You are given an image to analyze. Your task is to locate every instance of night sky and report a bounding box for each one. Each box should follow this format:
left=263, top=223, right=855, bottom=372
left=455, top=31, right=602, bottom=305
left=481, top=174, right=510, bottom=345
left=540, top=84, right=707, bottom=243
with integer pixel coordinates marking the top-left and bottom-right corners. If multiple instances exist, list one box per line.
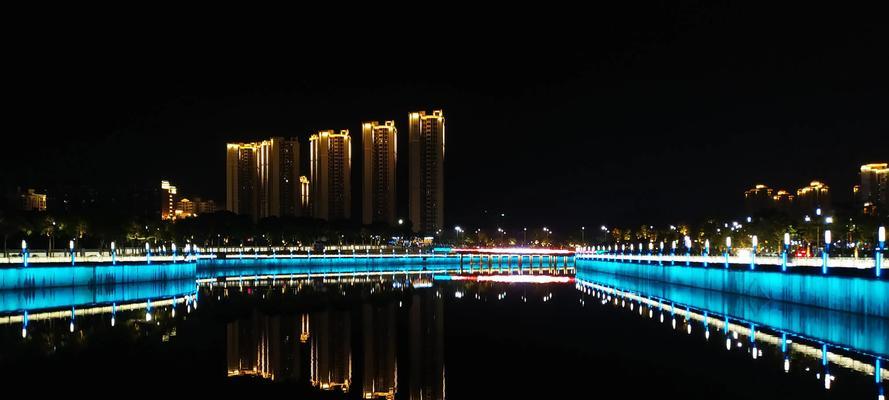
left=4, top=4, right=887, bottom=230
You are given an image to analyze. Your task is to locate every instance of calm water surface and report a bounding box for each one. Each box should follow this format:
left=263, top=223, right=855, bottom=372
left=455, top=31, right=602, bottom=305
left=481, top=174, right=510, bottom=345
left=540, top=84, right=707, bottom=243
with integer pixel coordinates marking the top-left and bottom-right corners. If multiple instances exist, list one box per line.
left=0, top=274, right=885, bottom=399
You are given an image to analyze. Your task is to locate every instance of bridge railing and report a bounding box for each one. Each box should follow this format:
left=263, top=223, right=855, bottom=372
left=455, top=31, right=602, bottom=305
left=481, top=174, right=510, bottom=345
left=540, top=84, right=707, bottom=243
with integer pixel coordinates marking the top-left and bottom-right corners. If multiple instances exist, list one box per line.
left=576, top=252, right=881, bottom=270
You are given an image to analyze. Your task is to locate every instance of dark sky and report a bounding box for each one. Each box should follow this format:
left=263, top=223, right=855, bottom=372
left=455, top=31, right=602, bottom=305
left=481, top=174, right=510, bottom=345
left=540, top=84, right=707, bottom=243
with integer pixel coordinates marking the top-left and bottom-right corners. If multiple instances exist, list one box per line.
left=4, top=4, right=888, bottom=230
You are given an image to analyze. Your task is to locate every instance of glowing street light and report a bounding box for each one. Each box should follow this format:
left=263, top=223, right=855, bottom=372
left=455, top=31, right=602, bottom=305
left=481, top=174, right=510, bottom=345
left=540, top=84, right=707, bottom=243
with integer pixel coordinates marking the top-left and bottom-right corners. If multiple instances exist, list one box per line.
left=822, top=230, right=831, bottom=274
left=704, top=239, right=710, bottom=267
left=751, top=235, right=758, bottom=270
left=111, top=241, right=116, bottom=265
left=145, top=242, right=152, bottom=265
left=684, top=236, right=692, bottom=266
left=725, top=237, right=732, bottom=268
left=782, top=233, right=790, bottom=272
left=21, top=240, right=28, bottom=267
left=879, top=226, right=886, bottom=279
left=69, top=240, right=75, bottom=265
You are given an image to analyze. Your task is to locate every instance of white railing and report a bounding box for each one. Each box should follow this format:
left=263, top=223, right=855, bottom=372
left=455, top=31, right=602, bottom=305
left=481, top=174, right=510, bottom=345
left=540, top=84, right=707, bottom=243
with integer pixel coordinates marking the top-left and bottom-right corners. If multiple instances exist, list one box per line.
left=575, top=252, right=883, bottom=270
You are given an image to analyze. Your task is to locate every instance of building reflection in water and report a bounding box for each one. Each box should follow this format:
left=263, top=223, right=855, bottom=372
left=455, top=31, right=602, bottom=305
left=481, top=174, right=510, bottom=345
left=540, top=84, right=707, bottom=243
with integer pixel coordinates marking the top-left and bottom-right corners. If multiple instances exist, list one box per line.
left=409, top=290, right=445, bottom=400
left=311, top=309, right=352, bottom=391
left=363, top=301, right=397, bottom=399
left=219, top=277, right=445, bottom=399
left=226, top=311, right=304, bottom=381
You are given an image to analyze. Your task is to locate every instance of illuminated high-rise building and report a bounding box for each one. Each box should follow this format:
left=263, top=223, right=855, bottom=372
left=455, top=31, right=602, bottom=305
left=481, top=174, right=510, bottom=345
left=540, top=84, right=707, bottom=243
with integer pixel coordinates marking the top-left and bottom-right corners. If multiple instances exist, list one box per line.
left=19, top=188, right=47, bottom=212
left=226, top=137, right=301, bottom=220
left=160, top=180, right=178, bottom=220
left=409, top=110, right=445, bottom=234
left=362, top=121, right=398, bottom=225
left=309, top=130, right=352, bottom=220
left=860, top=163, right=888, bottom=215
left=772, top=190, right=795, bottom=213
left=796, top=180, right=831, bottom=215
left=743, top=184, right=773, bottom=214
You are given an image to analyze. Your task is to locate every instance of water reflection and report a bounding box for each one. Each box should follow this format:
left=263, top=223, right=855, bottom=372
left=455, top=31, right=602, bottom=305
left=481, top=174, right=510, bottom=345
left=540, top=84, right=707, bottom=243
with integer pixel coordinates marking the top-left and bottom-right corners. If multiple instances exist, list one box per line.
left=576, top=277, right=888, bottom=398
left=213, top=274, right=445, bottom=399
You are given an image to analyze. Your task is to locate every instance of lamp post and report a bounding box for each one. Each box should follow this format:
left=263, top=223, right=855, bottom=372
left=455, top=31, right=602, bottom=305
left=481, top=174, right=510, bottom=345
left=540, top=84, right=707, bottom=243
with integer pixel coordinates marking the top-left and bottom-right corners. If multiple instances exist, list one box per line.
left=69, top=240, right=75, bottom=265
left=683, top=236, right=691, bottom=266
left=725, top=237, right=732, bottom=268
left=581, top=226, right=585, bottom=245
left=145, top=243, right=151, bottom=265
left=659, top=241, right=665, bottom=265
left=111, top=241, right=116, bottom=265
left=704, top=239, right=710, bottom=267
left=22, top=240, right=28, bottom=267
left=172, top=243, right=177, bottom=264
left=670, top=241, right=676, bottom=266
left=822, top=230, right=831, bottom=275
left=876, top=226, right=885, bottom=278
left=782, top=233, right=790, bottom=272
left=648, top=242, right=653, bottom=264
left=751, top=235, right=758, bottom=270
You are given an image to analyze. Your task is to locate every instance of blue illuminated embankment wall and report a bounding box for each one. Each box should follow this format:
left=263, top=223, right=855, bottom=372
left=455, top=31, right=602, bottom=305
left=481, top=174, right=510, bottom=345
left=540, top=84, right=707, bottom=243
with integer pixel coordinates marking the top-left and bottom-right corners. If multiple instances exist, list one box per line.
left=199, top=256, right=463, bottom=279
left=0, top=280, right=196, bottom=313
left=576, top=260, right=889, bottom=318
left=576, top=269, right=889, bottom=357
left=0, top=262, right=197, bottom=291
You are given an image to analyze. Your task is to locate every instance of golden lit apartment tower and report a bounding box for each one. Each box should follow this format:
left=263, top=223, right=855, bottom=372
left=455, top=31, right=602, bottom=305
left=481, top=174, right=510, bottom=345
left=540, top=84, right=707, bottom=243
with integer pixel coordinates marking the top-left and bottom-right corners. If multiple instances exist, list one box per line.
left=860, top=163, right=889, bottom=215
left=796, top=180, right=831, bottom=214
left=20, top=189, right=47, bottom=212
left=160, top=180, right=178, bottom=220
left=409, top=110, right=445, bottom=234
left=743, top=184, right=773, bottom=214
left=226, top=138, right=301, bottom=220
left=309, top=130, right=352, bottom=220
left=362, top=121, right=398, bottom=225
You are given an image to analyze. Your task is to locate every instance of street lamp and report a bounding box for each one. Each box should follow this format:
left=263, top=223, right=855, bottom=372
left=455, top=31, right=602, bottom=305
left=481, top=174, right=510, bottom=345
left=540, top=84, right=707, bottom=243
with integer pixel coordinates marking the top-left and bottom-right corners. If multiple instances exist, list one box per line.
left=877, top=226, right=885, bottom=278
left=69, top=240, right=75, bottom=265
left=172, top=243, right=177, bottom=264
left=751, top=235, right=758, bottom=270
left=822, top=230, right=831, bottom=274
left=581, top=226, right=585, bottom=244
left=145, top=242, right=151, bottom=265
left=684, top=236, right=691, bottom=266
left=670, top=240, right=677, bottom=266
left=21, top=240, right=28, bottom=267
left=725, top=237, right=732, bottom=268
left=782, top=233, right=790, bottom=272
left=704, top=239, right=710, bottom=267
left=111, top=241, right=116, bottom=265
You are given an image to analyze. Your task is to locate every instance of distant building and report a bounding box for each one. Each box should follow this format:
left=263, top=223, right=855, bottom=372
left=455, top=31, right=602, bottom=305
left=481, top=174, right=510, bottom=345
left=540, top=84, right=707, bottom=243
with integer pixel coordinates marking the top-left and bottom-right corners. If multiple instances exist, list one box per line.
left=772, top=190, right=795, bottom=213
left=860, top=163, right=888, bottom=216
left=20, top=188, right=47, bottom=211
left=175, top=197, right=217, bottom=218
left=309, top=130, right=352, bottom=220
left=161, top=181, right=178, bottom=220
left=743, top=184, right=773, bottom=214
left=362, top=121, right=398, bottom=225
left=409, top=110, right=445, bottom=234
left=796, top=180, right=831, bottom=215
left=226, top=137, right=302, bottom=220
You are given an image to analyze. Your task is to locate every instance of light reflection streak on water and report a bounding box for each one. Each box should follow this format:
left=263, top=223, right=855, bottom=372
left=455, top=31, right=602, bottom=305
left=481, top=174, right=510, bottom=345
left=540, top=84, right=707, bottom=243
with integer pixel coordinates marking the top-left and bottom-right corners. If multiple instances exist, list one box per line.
left=575, top=279, right=889, bottom=383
